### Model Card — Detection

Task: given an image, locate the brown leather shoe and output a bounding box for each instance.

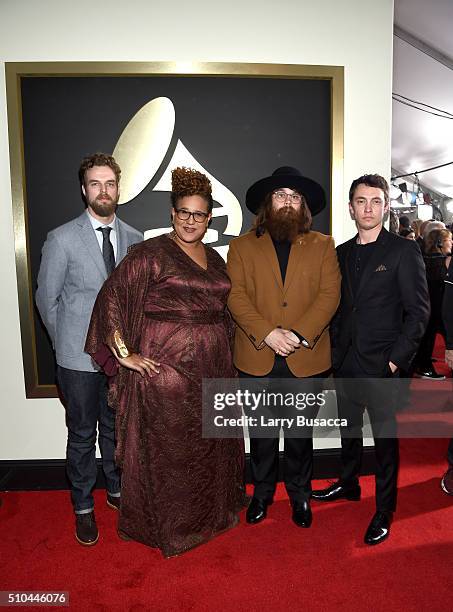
[106,493,121,511]
[75,511,99,546]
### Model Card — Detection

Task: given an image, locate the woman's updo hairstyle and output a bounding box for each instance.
[171,167,213,212]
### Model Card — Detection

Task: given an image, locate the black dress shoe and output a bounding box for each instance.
[364,511,392,545]
[107,493,121,511]
[311,481,361,502]
[441,467,453,495]
[246,498,271,524]
[414,367,446,381]
[75,511,99,546]
[292,500,312,528]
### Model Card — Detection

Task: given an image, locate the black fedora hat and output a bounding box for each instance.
[245,166,326,215]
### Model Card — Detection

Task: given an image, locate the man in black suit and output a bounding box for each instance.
[312,174,429,545]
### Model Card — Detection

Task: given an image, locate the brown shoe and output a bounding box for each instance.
[75,511,99,546]
[106,493,120,511]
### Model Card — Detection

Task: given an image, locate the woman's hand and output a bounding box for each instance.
[116,353,160,376]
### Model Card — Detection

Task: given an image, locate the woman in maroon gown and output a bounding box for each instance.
[85,168,246,557]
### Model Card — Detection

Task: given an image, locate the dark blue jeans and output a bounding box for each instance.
[57,366,120,513]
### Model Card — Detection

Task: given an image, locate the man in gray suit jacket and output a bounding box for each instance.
[36,152,143,546]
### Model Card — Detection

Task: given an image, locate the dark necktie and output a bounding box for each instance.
[96,226,115,276]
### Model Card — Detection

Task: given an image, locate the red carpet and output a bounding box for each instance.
[1,437,452,612]
[1,338,452,611]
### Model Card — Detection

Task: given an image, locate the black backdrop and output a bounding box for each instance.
[21,75,331,391]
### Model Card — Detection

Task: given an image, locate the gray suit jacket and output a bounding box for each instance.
[36,211,143,371]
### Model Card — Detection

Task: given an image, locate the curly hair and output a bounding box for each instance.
[171,167,213,212]
[78,152,121,186]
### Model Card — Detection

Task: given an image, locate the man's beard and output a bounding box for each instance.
[88,194,118,218]
[265,206,304,242]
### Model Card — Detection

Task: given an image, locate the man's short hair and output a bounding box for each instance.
[78,152,121,186]
[349,174,389,206]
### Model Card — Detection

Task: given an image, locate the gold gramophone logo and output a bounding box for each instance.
[113,97,243,259]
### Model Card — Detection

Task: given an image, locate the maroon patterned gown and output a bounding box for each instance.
[85,234,246,557]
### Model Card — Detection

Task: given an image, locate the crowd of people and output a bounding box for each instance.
[31,152,453,557]
[393,214,453,381]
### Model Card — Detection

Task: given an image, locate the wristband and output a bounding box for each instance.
[113,330,131,358]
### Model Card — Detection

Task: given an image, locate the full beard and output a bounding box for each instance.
[265,206,303,242]
[88,195,118,218]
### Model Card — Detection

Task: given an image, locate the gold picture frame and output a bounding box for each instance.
[5,61,344,398]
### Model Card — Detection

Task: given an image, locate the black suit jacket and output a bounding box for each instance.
[331,227,430,375]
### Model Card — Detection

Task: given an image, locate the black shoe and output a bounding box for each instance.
[414,368,446,381]
[246,498,271,524]
[364,511,392,545]
[107,493,121,511]
[292,500,312,528]
[75,511,99,546]
[311,481,361,502]
[441,467,453,496]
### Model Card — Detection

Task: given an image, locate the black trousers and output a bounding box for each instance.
[335,349,399,512]
[239,358,320,505]
[57,366,121,513]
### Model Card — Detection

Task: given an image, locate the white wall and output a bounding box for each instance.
[0,0,394,460]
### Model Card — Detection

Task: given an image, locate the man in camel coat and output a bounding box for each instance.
[227,166,341,528]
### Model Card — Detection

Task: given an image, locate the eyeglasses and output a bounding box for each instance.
[174,209,209,223]
[273,191,302,204]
